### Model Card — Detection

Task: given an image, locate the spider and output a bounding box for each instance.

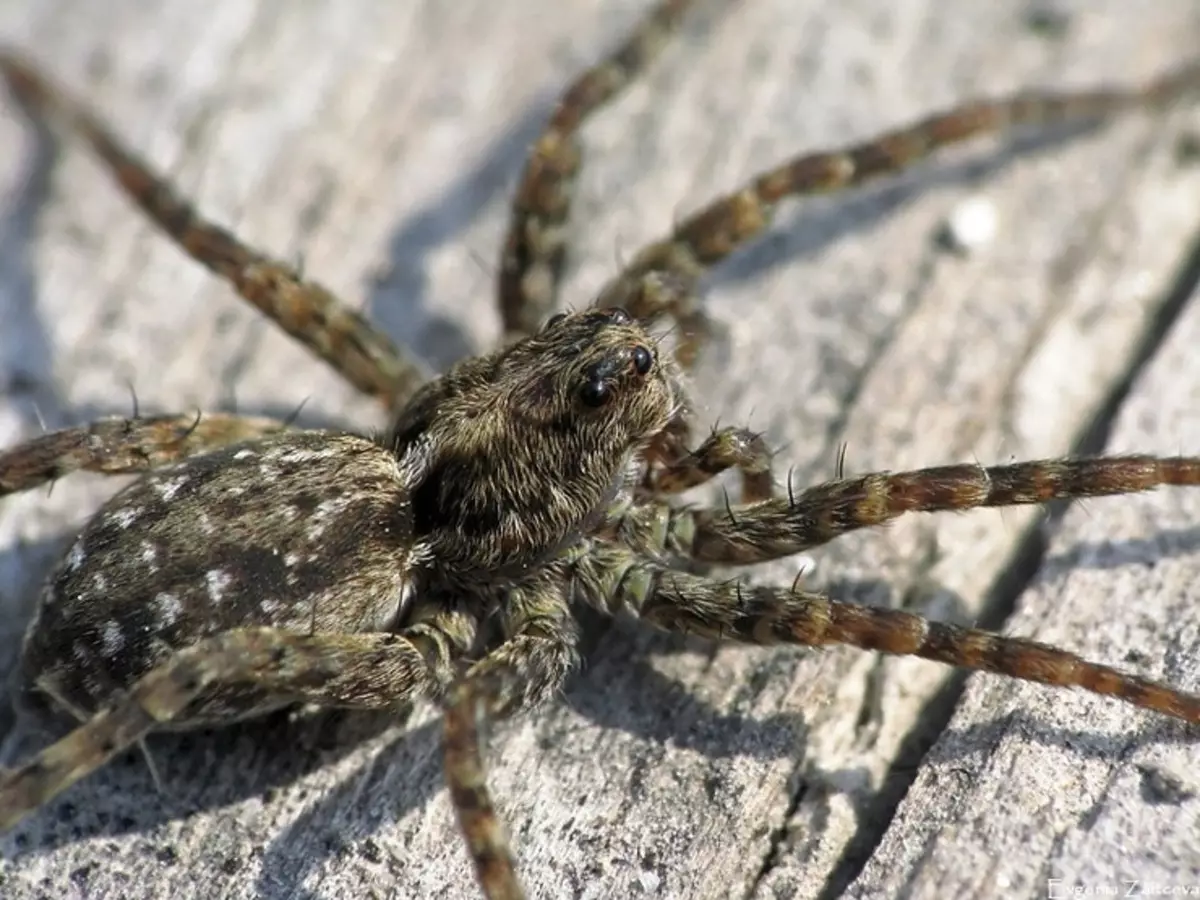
[0,1,1198,898]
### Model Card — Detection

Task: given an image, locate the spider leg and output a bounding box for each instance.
[0,618,470,831]
[644,419,775,502]
[595,60,1200,319]
[444,675,525,900]
[624,455,1200,566]
[573,543,1200,725]
[497,0,698,338]
[0,52,427,410]
[443,578,579,900]
[0,413,290,497]
[598,269,714,369]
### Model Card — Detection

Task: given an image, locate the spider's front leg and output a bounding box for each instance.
[444,578,580,900]
[497,0,699,339]
[0,413,290,497]
[621,455,1200,566]
[593,52,1200,368]
[0,611,473,832]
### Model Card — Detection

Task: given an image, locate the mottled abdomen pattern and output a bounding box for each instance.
[20,432,418,725]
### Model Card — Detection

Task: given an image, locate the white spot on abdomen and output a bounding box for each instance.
[205,570,233,605]
[154,592,182,628]
[306,496,351,540]
[66,540,87,572]
[100,620,125,657]
[154,477,189,502]
[108,506,142,529]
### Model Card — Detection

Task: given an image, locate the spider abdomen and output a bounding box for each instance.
[18,430,418,725]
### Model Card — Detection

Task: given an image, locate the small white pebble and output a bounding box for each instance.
[940,195,998,254]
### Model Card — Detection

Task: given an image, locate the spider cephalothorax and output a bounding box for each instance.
[389,305,678,577]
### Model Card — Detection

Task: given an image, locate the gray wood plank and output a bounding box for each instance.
[0,1,1197,898]
[845,271,1200,900]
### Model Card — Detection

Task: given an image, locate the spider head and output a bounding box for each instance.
[389,306,676,577]
[521,305,675,438]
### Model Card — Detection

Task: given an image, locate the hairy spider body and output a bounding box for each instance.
[18,308,675,727]
[1,2,1199,898]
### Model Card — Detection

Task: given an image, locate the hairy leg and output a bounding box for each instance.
[572,543,1200,724]
[643,420,775,501]
[0,618,468,831]
[444,674,525,900]
[497,0,699,338]
[595,61,1200,312]
[620,456,1200,565]
[0,413,291,496]
[600,269,714,368]
[443,578,579,900]
[0,53,427,409]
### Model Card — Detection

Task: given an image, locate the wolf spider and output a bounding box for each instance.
[0,1,1199,897]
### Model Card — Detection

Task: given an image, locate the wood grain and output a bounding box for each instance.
[0,1,1197,898]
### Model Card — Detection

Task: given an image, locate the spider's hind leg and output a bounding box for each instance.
[0,619,469,832]
[623,455,1200,567]
[0,412,290,497]
[0,52,427,410]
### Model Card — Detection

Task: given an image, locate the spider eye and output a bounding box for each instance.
[631,345,653,375]
[578,377,611,408]
[606,307,632,325]
[546,312,568,330]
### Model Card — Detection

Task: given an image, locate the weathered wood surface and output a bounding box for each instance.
[0,1,1197,898]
